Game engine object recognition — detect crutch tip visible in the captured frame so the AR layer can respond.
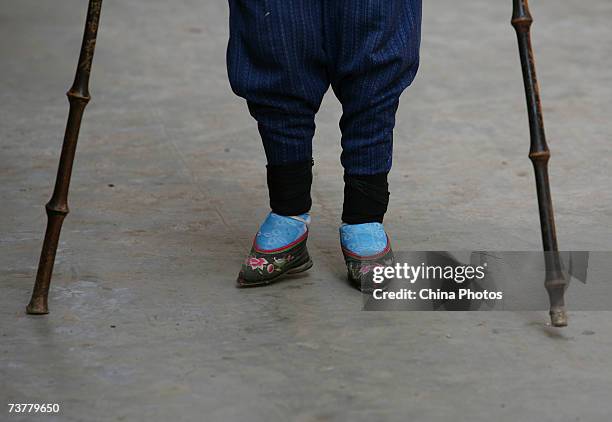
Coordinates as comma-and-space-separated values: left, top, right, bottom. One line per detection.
549, 307, 568, 327
26, 298, 49, 315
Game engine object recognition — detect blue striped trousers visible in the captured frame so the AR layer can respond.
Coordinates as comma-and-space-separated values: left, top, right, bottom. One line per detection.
227, 0, 422, 176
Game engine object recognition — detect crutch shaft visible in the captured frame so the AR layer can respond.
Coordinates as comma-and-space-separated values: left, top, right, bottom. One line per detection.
511, 0, 567, 327
27, 0, 103, 315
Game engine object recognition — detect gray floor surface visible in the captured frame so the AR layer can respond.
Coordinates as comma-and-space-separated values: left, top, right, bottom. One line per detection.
2, 1, 612, 421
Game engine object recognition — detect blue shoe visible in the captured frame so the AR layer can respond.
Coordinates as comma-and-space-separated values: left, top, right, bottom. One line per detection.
340, 223, 394, 292
237, 213, 313, 287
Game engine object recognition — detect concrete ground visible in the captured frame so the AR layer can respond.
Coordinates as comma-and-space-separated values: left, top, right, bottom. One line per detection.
2, 1, 612, 421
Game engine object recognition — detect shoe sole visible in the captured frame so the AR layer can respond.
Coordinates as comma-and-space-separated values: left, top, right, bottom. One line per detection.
347, 271, 393, 294
236, 259, 313, 288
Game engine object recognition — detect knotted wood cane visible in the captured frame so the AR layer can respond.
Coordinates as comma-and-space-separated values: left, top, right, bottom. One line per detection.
512, 0, 568, 327
27, 0, 103, 314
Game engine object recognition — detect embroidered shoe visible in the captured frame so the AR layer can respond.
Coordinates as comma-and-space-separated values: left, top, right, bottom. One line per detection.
340, 223, 394, 293
237, 213, 313, 287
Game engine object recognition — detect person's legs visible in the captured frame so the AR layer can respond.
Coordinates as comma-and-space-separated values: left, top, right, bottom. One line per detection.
326, 0, 422, 289
227, 0, 329, 285
228, 0, 329, 215
327, 0, 422, 223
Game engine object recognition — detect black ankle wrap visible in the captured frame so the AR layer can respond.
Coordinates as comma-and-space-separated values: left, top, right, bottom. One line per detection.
342, 173, 389, 224
266, 159, 313, 216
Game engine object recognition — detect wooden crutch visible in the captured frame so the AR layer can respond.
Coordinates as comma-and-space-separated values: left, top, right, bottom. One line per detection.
512, 0, 568, 327
27, 0, 103, 314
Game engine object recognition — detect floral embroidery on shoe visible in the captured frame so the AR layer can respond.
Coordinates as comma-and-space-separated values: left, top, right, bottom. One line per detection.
237, 233, 311, 287
248, 257, 268, 270
248, 256, 295, 275
342, 245, 394, 293
273, 254, 294, 266
358, 265, 370, 275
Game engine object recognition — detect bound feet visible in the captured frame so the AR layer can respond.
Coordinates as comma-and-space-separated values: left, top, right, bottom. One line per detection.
340, 222, 394, 292
237, 214, 393, 291
236, 213, 313, 287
